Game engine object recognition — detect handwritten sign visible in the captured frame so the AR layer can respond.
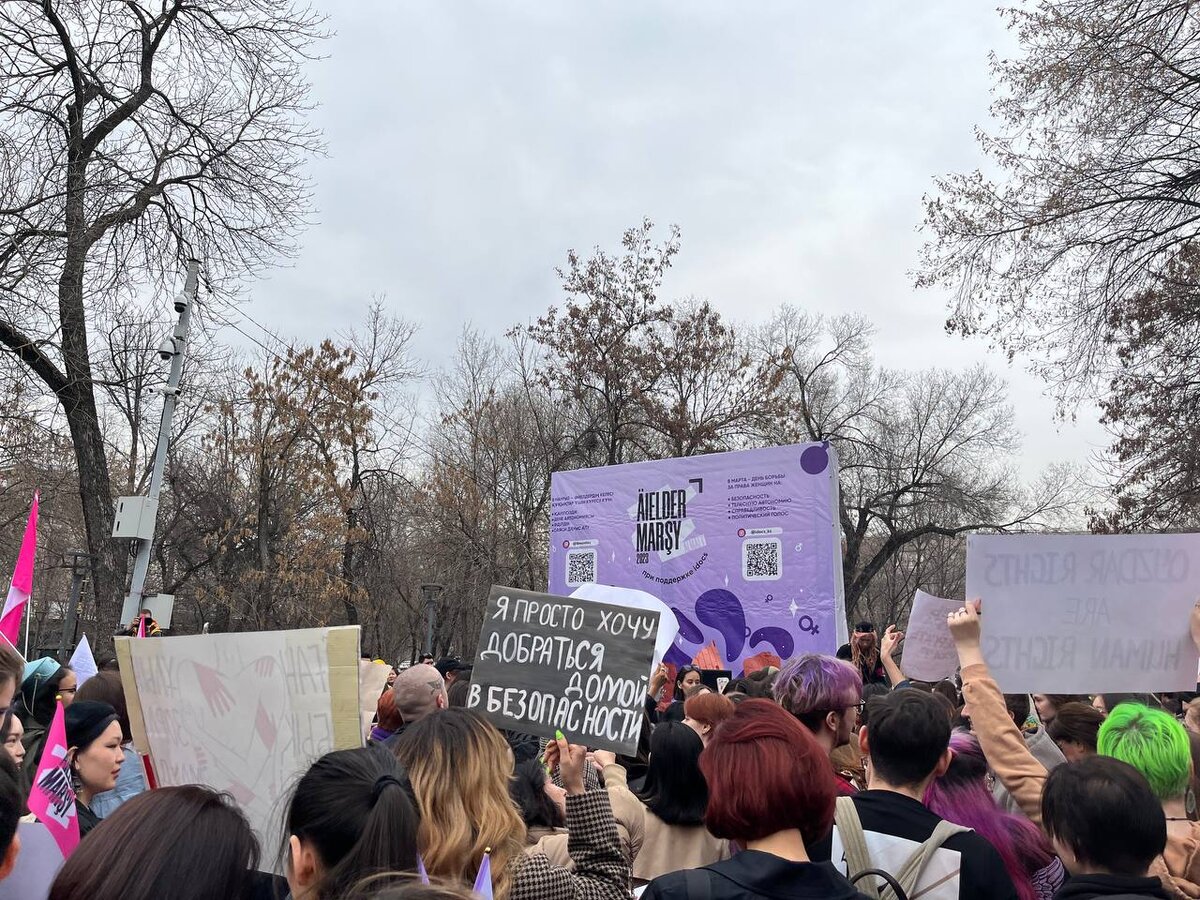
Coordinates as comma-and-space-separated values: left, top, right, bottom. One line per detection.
966, 533, 1200, 693
901, 590, 963, 682
467, 585, 660, 755
117, 627, 361, 864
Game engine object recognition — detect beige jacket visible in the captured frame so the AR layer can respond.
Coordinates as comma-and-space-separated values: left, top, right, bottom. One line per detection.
525, 763, 646, 870
962, 661, 1200, 899
595, 762, 730, 882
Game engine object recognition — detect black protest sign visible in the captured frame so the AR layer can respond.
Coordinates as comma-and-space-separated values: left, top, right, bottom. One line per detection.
466, 585, 660, 755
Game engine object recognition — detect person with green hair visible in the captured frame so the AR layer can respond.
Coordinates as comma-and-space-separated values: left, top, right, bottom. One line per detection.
1098, 703, 1200, 897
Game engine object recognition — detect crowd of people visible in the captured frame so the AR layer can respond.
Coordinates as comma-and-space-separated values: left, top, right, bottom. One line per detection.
0, 608, 1196, 899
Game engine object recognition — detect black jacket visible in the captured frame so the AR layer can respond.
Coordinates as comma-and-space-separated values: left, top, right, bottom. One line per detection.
1053, 874, 1170, 899
642, 852, 872, 900
811, 790, 1019, 900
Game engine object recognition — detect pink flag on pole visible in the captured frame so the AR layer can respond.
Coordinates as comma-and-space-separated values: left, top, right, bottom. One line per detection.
27, 701, 79, 859
0, 490, 38, 648
136, 614, 146, 639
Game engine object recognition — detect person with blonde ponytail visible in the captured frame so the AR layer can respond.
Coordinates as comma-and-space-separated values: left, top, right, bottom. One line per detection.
283, 746, 421, 900
393, 708, 630, 900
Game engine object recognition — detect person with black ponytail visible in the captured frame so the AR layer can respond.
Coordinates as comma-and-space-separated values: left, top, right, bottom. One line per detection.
284, 745, 421, 900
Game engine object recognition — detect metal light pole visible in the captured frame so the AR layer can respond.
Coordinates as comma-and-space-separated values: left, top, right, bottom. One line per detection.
123, 260, 199, 617
57, 549, 91, 660
421, 583, 443, 657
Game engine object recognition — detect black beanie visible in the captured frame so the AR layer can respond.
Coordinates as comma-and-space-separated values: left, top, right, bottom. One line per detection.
65, 700, 119, 751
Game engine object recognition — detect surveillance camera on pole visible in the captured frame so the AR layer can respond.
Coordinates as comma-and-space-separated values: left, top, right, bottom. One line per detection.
113, 259, 200, 629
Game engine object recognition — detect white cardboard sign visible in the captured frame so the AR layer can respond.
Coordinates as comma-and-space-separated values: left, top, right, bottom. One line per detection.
901, 590, 963, 683
965, 533, 1200, 693
117, 627, 362, 864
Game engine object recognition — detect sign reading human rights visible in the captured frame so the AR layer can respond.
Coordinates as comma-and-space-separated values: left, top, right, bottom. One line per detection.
966, 532, 1200, 693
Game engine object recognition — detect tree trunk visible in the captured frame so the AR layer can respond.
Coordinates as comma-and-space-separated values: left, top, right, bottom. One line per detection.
58, 245, 126, 651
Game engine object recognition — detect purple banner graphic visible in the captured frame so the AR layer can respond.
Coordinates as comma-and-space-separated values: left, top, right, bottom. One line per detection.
549, 443, 846, 673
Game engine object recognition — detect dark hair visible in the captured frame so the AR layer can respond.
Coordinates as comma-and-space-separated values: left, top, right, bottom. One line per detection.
21, 664, 73, 726
933, 680, 961, 707
0, 755, 19, 862
1041, 755, 1165, 876
509, 759, 565, 831
446, 680, 470, 709
702, 699, 835, 845
285, 746, 420, 898
48, 786, 259, 900
1096, 693, 1157, 713
673, 665, 703, 702
858, 683, 891, 727
75, 671, 132, 743
341, 874, 481, 899
637, 721, 708, 825
864, 690, 950, 787
1004, 694, 1030, 727
1047, 702, 1104, 753
723, 676, 772, 700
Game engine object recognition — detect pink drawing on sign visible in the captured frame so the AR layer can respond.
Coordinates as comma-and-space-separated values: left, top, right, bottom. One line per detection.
226, 779, 255, 807
193, 662, 234, 716
254, 701, 277, 749
252, 655, 277, 677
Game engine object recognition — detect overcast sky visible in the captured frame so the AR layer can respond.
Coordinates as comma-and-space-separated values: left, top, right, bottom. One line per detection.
237, 1, 1109, 479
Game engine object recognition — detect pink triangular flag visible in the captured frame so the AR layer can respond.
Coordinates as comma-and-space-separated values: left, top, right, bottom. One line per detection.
28, 701, 80, 858
0, 491, 38, 647
473, 849, 493, 899
136, 614, 146, 638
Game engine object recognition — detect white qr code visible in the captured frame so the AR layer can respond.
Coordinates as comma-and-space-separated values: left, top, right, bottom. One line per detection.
566, 549, 597, 586
743, 539, 781, 581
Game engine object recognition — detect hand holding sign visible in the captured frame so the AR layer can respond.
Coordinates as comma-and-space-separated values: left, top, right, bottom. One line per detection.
543, 730, 587, 796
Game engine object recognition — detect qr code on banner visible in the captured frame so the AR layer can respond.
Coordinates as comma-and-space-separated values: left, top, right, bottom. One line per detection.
566, 549, 597, 586
743, 538, 782, 581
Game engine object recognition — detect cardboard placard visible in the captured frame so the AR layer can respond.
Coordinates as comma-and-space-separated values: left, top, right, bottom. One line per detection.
966, 533, 1200, 693
901, 590, 963, 683
118, 626, 362, 865
467, 585, 659, 755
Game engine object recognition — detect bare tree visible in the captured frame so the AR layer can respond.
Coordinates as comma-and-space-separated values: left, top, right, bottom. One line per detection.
757, 307, 1079, 621
0, 1, 323, 625
917, 1, 1200, 395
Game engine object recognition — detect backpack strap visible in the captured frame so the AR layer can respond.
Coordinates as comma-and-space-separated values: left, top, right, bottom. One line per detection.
891, 819, 971, 899
681, 868, 712, 900
835, 796, 880, 899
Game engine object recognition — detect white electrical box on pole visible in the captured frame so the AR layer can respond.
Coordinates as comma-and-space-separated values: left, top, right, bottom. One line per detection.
114, 259, 199, 629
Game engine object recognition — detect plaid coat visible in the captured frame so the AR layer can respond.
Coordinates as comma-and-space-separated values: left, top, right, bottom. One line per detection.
511, 789, 631, 900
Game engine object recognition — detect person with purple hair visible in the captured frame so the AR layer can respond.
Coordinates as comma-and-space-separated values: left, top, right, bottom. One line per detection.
772, 653, 864, 795
925, 732, 1065, 900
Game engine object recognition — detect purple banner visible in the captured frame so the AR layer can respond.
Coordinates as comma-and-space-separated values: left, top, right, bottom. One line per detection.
549, 443, 846, 674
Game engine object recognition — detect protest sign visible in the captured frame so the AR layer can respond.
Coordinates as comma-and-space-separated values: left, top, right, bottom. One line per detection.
359, 658, 391, 741
69, 633, 98, 687
0, 822, 63, 900
549, 443, 847, 673
117, 626, 361, 863
467, 585, 660, 755
966, 533, 1200, 693
900, 590, 963, 682
569, 582, 678, 671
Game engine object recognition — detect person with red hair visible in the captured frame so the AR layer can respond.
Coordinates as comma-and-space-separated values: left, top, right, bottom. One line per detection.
682, 691, 735, 747
641, 700, 871, 899
369, 689, 403, 744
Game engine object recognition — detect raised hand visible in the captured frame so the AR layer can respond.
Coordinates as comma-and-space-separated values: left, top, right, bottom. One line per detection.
881, 625, 905, 659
